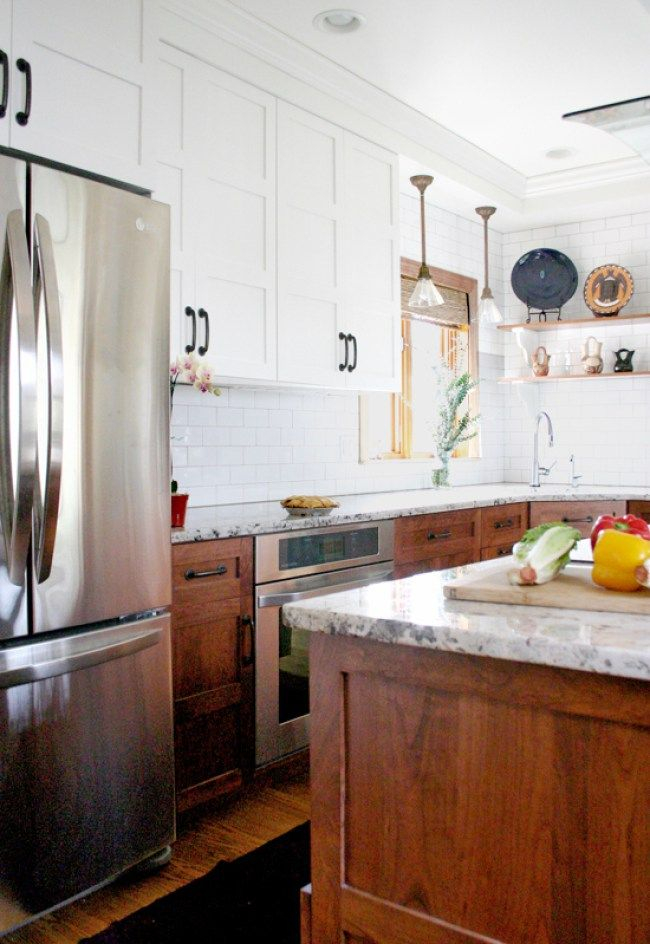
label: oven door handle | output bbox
[257,569,394,608]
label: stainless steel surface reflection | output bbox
[0,615,175,932]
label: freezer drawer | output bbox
[0,613,175,934]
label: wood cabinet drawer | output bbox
[481,503,528,549]
[395,510,481,565]
[628,501,650,524]
[529,500,626,538]
[172,538,253,615]
[481,544,515,561]
[394,550,476,579]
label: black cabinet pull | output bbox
[338,331,349,371]
[0,50,8,119]
[185,306,196,353]
[240,615,254,667]
[347,333,358,372]
[494,517,514,530]
[184,565,227,580]
[427,529,451,541]
[496,547,511,557]
[197,307,209,355]
[561,515,593,525]
[15,58,31,126]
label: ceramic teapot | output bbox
[581,336,603,375]
[532,346,551,377]
[613,348,635,372]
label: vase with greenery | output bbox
[432,370,479,488]
[170,353,221,524]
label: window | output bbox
[360,258,479,461]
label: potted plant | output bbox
[170,353,220,527]
[432,370,479,488]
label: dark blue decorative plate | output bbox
[511,248,578,311]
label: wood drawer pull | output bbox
[494,518,514,530]
[427,530,451,541]
[184,565,228,580]
[561,516,593,525]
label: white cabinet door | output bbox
[0,0,10,147]
[149,44,196,362]
[277,102,347,388]
[188,63,277,382]
[343,133,401,392]
[10,0,149,187]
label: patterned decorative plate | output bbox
[511,248,579,311]
[584,264,634,317]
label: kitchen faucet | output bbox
[569,454,582,488]
[530,411,555,487]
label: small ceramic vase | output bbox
[581,336,603,375]
[532,346,550,377]
[613,348,635,372]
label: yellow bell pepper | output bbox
[592,530,650,592]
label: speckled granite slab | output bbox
[171,483,650,543]
[283,563,650,682]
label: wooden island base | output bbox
[307,633,650,944]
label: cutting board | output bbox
[444,562,650,615]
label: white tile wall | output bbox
[172,201,650,506]
[501,210,650,487]
[172,191,506,505]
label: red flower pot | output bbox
[171,493,189,528]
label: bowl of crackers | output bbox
[280,495,340,517]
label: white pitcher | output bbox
[581,336,603,374]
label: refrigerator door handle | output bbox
[0,624,164,688]
[0,209,37,585]
[32,214,63,583]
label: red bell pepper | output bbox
[590,514,650,550]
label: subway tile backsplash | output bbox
[172,197,650,506]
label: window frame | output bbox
[359,257,480,463]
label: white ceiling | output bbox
[226,0,650,179]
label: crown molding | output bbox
[526,155,650,196]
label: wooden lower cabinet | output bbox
[628,500,650,524]
[530,500,626,537]
[171,537,255,812]
[308,632,650,944]
[395,509,481,577]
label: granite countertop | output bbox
[171,483,650,543]
[282,562,650,683]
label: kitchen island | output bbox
[284,564,650,944]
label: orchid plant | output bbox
[170,352,221,493]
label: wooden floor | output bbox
[4,766,310,944]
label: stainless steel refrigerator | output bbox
[0,154,174,935]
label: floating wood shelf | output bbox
[497,313,650,332]
[499,371,650,384]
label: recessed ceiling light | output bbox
[313,9,365,33]
[545,147,576,160]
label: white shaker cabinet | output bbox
[8,0,149,188]
[277,103,400,391]
[342,133,401,392]
[0,0,10,148]
[277,103,347,388]
[151,45,277,382]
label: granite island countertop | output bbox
[282,561,650,682]
[171,483,650,543]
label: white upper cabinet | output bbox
[277,103,346,388]
[342,133,401,392]
[8,0,148,187]
[0,0,10,147]
[189,62,277,382]
[150,45,277,381]
[277,103,400,391]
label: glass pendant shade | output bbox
[409,268,444,308]
[409,174,444,309]
[478,292,502,325]
[475,205,503,325]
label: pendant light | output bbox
[409,175,444,309]
[475,206,503,325]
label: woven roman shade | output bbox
[401,274,469,326]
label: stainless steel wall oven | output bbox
[255,519,394,766]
